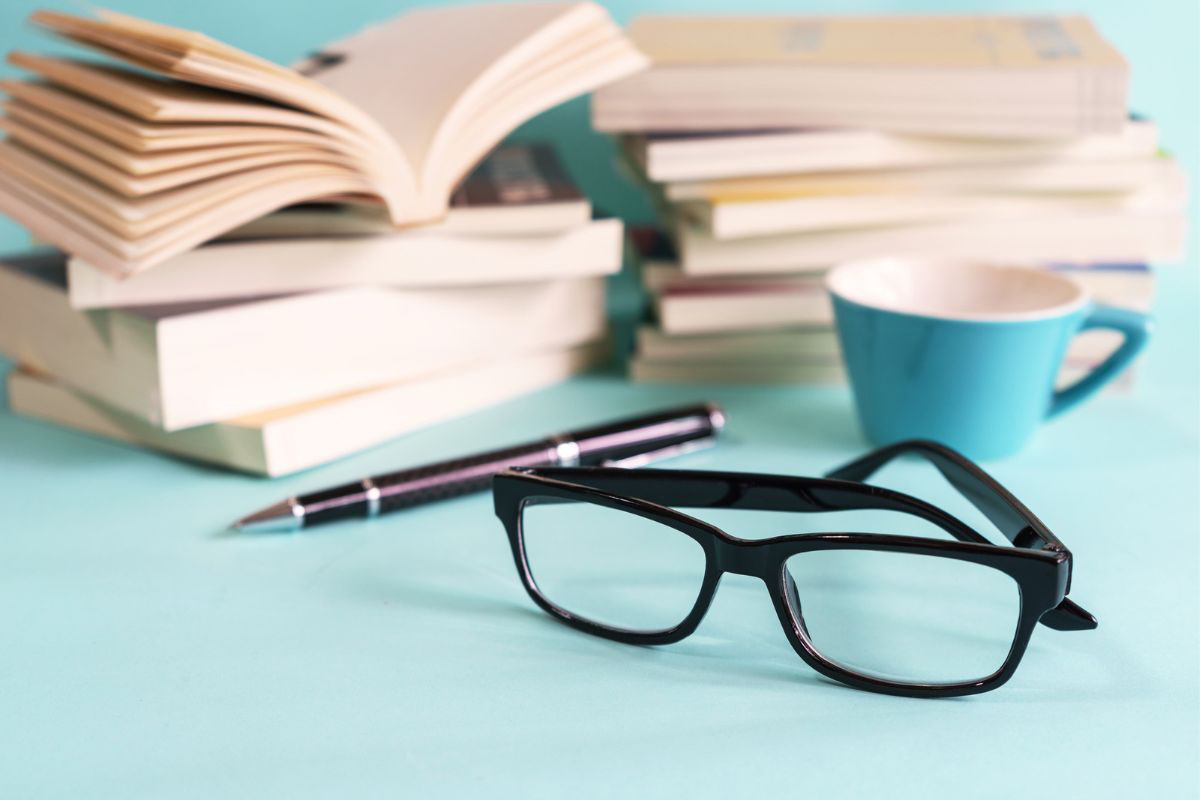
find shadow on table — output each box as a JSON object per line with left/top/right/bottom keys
{"left": 338, "top": 561, "right": 1138, "bottom": 704}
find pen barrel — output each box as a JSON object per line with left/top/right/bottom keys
{"left": 573, "top": 403, "right": 722, "bottom": 464}
{"left": 299, "top": 442, "right": 562, "bottom": 526}
{"left": 375, "top": 442, "right": 562, "bottom": 512}
{"left": 293, "top": 403, "right": 725, "bottom": 527}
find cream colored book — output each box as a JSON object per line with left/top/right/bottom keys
{"left": 0, "top": 4, "right": 647, "bottom": 276}
{"left": 8, "top": 342, "right": 606, "bottom": 476}
{"left": 667, "top": 155, "right": 1178, "bottom": 202}
{"left": 682, "top": 159, "right": 1187, "bottom": 239}
{"left": 652, "top": 276, "right": 831, "bottom": 334}
{"left": 629, "top": 352, "right": 1131, "bottom": 390}
{"left": 67, "top": 217, "right": 622, "bottom": 309}
{"left": 630, "top": 356, "right": 845, "bottom": 385}
{"left": 635, "top": 322, "right": 1131, "bottom": 366}
{"left": 636, "top": 325, "right": 839, "bottom": 361}
{"left": 676, "top": 211, "right": 1188, "bottom": 274}
{"left": 0, "top": 251, "right": 606, "bottom": 431}
{"left": 625, "top": 120, "right": 1160, "bottom": 182}
{"left": 594, "top": 15, "right": 1127, "bottom": 137}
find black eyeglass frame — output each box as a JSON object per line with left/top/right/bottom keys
{"left": 492, "top": 439, "right": 1096, "bottom": 698}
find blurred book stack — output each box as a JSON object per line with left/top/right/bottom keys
{"left": 0, "top": 4, "right": 646, "bottom": 475}
{"left": 592, "top": 15, "right": 1186, "bottom": 386}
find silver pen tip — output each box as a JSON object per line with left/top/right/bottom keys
{"left": 705, "top": 403, "right": 727, "bottom": 433}
{"left": 230, "top": 498, "right": 305, "bottom": 533}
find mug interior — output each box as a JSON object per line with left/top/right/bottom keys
{"left": 827, "top": 258, "right": 1086, "bottom": 322}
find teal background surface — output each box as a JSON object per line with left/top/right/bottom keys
{"left": 0, "top": 1, "right": 1197, "bottom": 797}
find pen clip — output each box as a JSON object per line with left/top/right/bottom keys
{"left": 600, "top": 437, "right": 718, "bottom": 469}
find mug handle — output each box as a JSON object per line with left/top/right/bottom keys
{"left": 1047, "top": 304, "right": 1153, "bottom": 418}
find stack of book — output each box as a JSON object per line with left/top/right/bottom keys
{"left": 593, "top": 15, "right": 1187, "bottom": 386}
{"left": 0, "top": 4, "right": 645, "bottom": 475}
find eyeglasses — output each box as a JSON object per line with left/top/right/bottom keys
{"left": 492, "top": 439, "right": 1096, "bottom": 698}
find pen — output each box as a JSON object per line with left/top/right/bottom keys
{"left": 232, "top": 402, "right": 726, "bottom": 532}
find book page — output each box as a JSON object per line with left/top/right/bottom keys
{"left": 0, "top": 155, "right": 376, "bottom": 275}
{"left": 27, "top": 10, "right": 416, "bottom": 216}
{"left": 432, "top": 29, "right": 645, "bottom": 199}
{"left": 3, "top": 101, "right": 340, "bottom": 177}
{"left": 301, "top": 4, "right": 590, "bottom": 179}
{"left": 1, "top": 81, "right": 354, "bottom": 153}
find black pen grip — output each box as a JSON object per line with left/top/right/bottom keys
{"left": 376, "top": 441, "right": 560, "bottom": 512}
{"left": 299, "top": 441, "right": 560, "bottom": 526}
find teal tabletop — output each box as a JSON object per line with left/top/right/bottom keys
{"left": 0, "top": 1, "right": 1197, "bottom": 797}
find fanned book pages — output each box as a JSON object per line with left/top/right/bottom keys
{"left": 65, "top": 143, "right": 625, "bottom": 309}
{"left": 0, "top": 4, "right": 649, "bottom": 277}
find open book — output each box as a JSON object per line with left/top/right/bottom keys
{"left": 0, "top": 4, "right": 647, "bottom": 277}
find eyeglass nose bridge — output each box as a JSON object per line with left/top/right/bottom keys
{"left": 712, "top": 536, "right": 771, "bottom": 579}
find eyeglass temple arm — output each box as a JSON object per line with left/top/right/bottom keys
{"left": 824, "top": 440, "right": 1096, "bottom": 631}
{"left": 526, "top": 467, "right": 990, "bottom": 545}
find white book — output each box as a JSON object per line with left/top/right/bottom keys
{"left": 630, "top": 352, "right": 1132, "bottom": 390}
{"left": 676, "top": 211, "right": 1187, "bottom": 274}
{"left": 636, "top": 321, "right": 1128, "bottom": 364}
{"left": 645, "top": 261, "right": 1151, "bottom": 360}
{"left": 640, "top": 259, "right": 825, "bottom": 292}
{"left": 684, "top": 161, "right": 1187, "bottom": 239}
{"left": 626, "top": 120, "right": 1158, "bottom": 182}
{"left": 0, "top": 251, "right": 606, "bottom": 430}
{"left": 594, "top": 16, "right": 1127, "bottom": 138}
{"left": 644, "top": 252, "right": 1154, "bottom": 312}
{"left": 8, "top": 342, "right": 606, "bottom": 476}
{"left": 630, "top": 356, "right": 845, "bottom": 385}
{"left": 663, "top": 150, "right": 1170, "bottom": 200}
{"left": 68, "top": 217, "right": 622, "bottom": 309}
{"left": 654, "top": 276, "right": 831, "bottom": 333}
{"left": 636, "top": 325, "right": 839, "bottom": 361}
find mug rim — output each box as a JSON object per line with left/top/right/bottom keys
{"left": 826, "top": 257, "right": 1089, "bottom": 323}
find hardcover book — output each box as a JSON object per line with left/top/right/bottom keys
{"left": 0, "top": 4, "right": 647, "bottom": 276}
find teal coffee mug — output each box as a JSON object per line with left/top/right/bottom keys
{"left": 827, "top": 258, "right": 1152, "bottom": 459}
